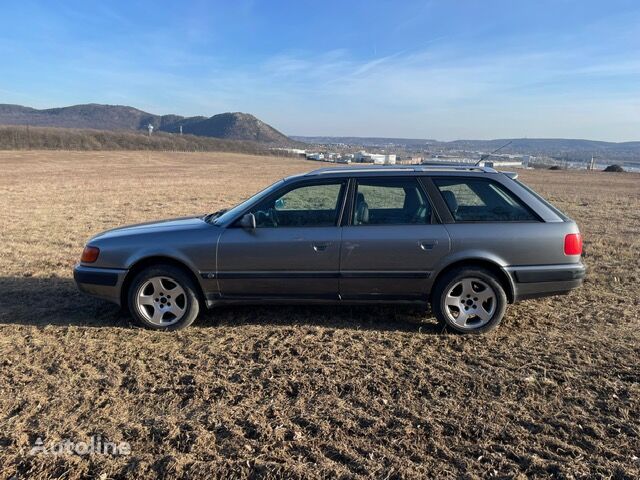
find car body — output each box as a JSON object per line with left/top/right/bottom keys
{"left": 74, "top": 165, "right": 585, "bottom": 332}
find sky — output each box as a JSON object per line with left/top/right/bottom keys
{"left": 0, "top": 0, "right": 639, "bottom": 141}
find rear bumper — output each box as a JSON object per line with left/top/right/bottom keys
{"left": 505, "top": 263, "right": 585, "bottom": 302}
{"left": 74, "top": 264, "right": 127, "bottom": 306}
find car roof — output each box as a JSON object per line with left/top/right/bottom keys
{"left": 294, "top": 164, "right": 500, "bottom": 180}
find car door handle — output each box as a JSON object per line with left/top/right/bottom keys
{"left": 420, "top": 240, "right": 437, "bottom": 251}
{"left": 313, "top": 243, "right": 329, "bottom": 252}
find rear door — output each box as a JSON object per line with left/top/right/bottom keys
{"left": 216, "top": 178, "right": 347, "bottom": 299}
{"left": 339, "top": 176, "right": 451, "bottom": 300}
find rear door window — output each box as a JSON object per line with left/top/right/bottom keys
{"left": 352, "top": 178, "right": 432, "bottom": 225}
{"left": 433, "top": 178, "right": 539, "bottom": 222}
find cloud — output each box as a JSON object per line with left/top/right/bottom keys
{"left": 2, "top": 1, "right": 638, "bottom": 141}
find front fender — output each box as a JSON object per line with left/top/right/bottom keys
{"left": 123, "top": 248, "right": 202, "bottom": 276}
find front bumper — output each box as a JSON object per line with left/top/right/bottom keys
{"left": 74, "top": 264, "right": 127, "bottom": 306}
{"left": 505, "top": 263, "right": 586, "bottom": 302}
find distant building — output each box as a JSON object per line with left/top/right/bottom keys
{"left": 483, "top": 160, "right": 523, "bottom": 168}
{"left": 306, "top": 152, "right": 325, "bottom": 161}
{"left": 354, "top": 151, "right": 396, "bottom": 165}
{"left": 271, "top": 148, "right": 306, "bottom": 156}
{"left": 396, "top": 156, "right": 422, "bottom": 165}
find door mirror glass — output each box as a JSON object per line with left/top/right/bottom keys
{"left": 239, "top": 212, "right": 256, "bottom": 229}
{"left": 274, "top": 198, "right": 286, "bottom": 210}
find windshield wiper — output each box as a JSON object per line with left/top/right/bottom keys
{"left": 203, "top": 209, "right": 227, "bottom": 224}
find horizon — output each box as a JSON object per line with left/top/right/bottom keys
{"left": 1, "top": 1, "right": 639, "bottom": 142}
{"left": 3, "top": 100, "right": 640, "bottom": 144}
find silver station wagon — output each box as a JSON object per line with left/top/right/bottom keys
{"left": 74, "top": 165, "right": 585, "bottom": 333}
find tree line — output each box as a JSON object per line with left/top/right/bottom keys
{"left": 0, "top": 125, "right": 284, "bottom": 155}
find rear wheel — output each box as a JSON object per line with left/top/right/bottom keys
{"left": 127, "top": 265, "right": 200, "bottom": 330}
{"left": 432, "top": 267, "right": 507, "bottom": 334}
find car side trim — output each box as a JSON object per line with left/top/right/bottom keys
{"left": 340, "top": 271, "right": 431, "bottom": 279}
{"left": 206, "top": 270, "right": 431, "bottom": 279}
{"left": 214, "top": 271, "right": 340, "bottom": 279}
{"left": 205, "top": 292, "right": 428, "bottom": 307}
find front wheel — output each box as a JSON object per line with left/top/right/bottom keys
{"left": 432, "top": 267, "right": 507, "bottom": 334}
{"left": 127, "top": 265, "right": 200, "bottom": 330}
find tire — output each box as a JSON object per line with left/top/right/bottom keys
{"left": 432, "top": 267, "right": 507, "bottom": 334}
{"left": 127, "top": 264, "right": 200, "bottom": 330}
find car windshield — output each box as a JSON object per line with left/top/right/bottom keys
{"left": 212, "top": 179, "right": 285, "bottom": 225}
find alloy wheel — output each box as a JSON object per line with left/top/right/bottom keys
{"left": 443, "top": 277, "right": 497, "bottom": 330}
{"left": 135, "top": 276, "right": 187, "bottom": 326}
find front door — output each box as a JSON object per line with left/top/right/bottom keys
{"left": 339, "top": 177, "right": 451, "bottom": 300}
{"left": 217, "top": 179, "right": 347, "bottom": 298}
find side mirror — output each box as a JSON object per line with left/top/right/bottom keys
{"left": 274, "top": 198, "right": 286, "bottom": 210}
{"left": 239, "top": 212, "right": 256, "bottom": 229}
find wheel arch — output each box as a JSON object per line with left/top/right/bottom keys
{"left": 120, "top": 256, "right": 206, "bottom": 310}
{"left": 430, "top": 258, "right": 515, "bottom": 304}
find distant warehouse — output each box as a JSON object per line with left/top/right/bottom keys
{"left": 354, "top": 151, "right": 397, "bottom": 165}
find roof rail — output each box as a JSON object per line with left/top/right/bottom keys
{"left": 306, "top": 164, "right": 497, "bottom": 176}
{"left": 413, "top": 165, "right": 498, "bottom": 173}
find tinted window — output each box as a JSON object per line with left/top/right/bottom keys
{"left": 434, "top": 178, "right": 538, "bottom": 222}
{"left": 352, "top": 178, "right": 432, "bottom": 225}
{"left": 248, "top": 181, "right": 344, "bottom": 227}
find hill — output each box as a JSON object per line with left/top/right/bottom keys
{"left": 0, "top": 103, "right": 292, "bottom": 144}
{"left": 293, "top": 135, "right": 640, "bottom": 162}
{"left": 162, "top": 112, "right": 291, "bottom": 144}
{"left": 0, "top": 103, "right": 182, "bottom": 131}
{"left": 442, "top": 137, "right": 640, "bottom": 161}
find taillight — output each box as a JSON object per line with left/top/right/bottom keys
{"left": 564, "top": 233, "right": 582, "bottom": 256}
{"left": 81, "top": 246, "right": 100, "bottom": 263}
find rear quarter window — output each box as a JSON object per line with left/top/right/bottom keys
{"left": 434, "top": 177, "right": 539, "bottom": 222}
{"left": 514, "top": 179, "right": 569, "bottom": 221}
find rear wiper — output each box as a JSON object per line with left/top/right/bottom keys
{"left": 203, "top": 209, "right": 227, "bottom": 223}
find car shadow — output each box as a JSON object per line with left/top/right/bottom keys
{"left": 197, "top": 304, "right": 442, "bottom": 333}
{"left": 0, "top": 276, "right": 128, "bottom": 328}
{"left": 0, "top": 276, "right": 443, "bottom": 334}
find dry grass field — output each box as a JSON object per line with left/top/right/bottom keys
{"left": 0, "top": 150, "right": 638, "bottom": 479}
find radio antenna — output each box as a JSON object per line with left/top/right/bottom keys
{"left": 475, "top": 140, "right": 512, "bottom": 166}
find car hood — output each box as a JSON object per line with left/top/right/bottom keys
{"left": 91, "top": 216, "right": 211, "bottom": 241}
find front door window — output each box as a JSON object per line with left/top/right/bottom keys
{"left": 248, "top": 181, "right": 345, "bottom": 228}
